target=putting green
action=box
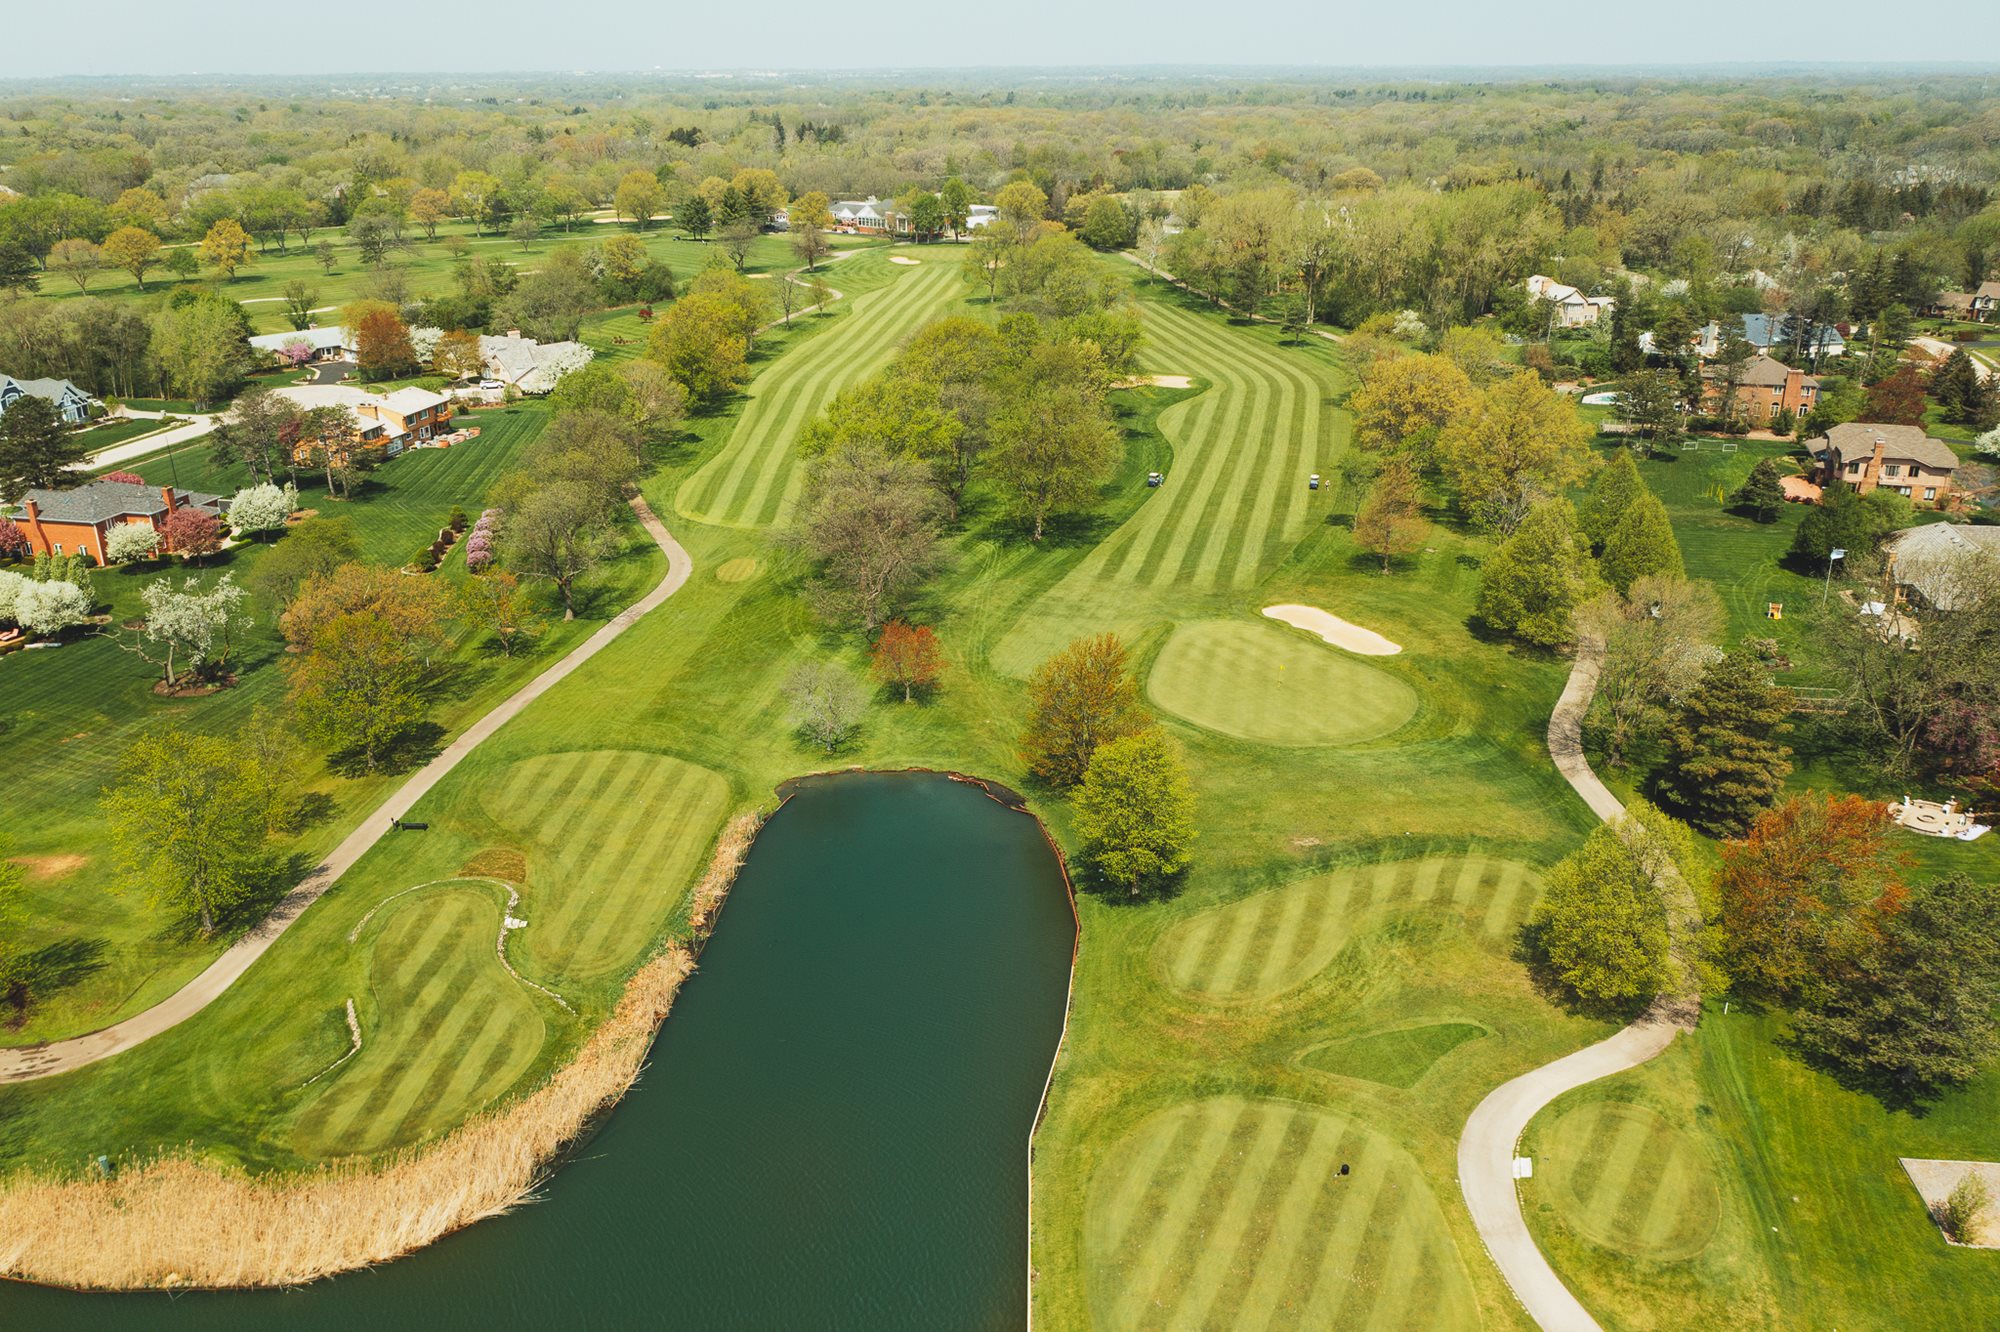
[1532,1100,1723,1262]
[1146,620,1418,747]
[291,883,545,1158]
[479,749,730,987]
[1158,855,1546,1001]
[1084,1096,1477,1329]
[714,557,761,583]
[1301,1021,1489,1089]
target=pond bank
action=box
[0,814,760,1292]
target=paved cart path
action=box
[0,496,691,1083]
[1456,637,1693,1331]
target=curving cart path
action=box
[1456,636,1695,1332]
[0,496,692,1083]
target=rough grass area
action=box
[675,249,962,528]
[1302,1022,1490,1090]
[1145,618,1420,746]
[1083,1095,1479,1329]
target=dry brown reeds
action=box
[0,812,763,1292]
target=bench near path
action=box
[0,495,692,1083]
[1455,636,1696,1332]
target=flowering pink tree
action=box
[103,470,147,485]
[279,338,316,369]
[162,508,223,562]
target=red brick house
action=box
[1700,353,1818,425]
[1807,423,1961,509]
[4,481,228,564]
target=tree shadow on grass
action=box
[6,938,110,1024]
[326,721,446,780]
[1077,863,1191,907]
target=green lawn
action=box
[71,416,178,454]
[0,403,660,1045]
[36,219,822,337]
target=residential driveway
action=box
[0,496,693,1083]
[88,413,222,472]
[1454,636,1691,1331]
[308,359,357,384]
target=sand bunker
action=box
[888,255,922,265]
[1113,374,1194,390]
[1263,604,1401,656]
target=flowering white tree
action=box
[15,580,92,637]
[123,573,252,685]
[0,570,28,626]
[409,325,443,365]
[105,523,163,564]
[1977,425,2000,458]
[228,482,297,539]
[539,342,595,390]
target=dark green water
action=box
[6,771,1076,1330]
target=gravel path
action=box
[1455,634,1694,1331]
[0,496,692,1082]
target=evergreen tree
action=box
[1732,457,1788,523]
[0,242,39,297]
[1599,491,1684,592]
[1579,447,1644,547]
[1793,874,2000,1106]
[0,396,87,494]
[1656,649,1793,837]
[1475,498,1598,647]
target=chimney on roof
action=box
[506,329,522,340]
[161,485,176,513]
[1868,437,1886,486]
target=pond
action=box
[6,770,1078,1330]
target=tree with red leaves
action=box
[871,620,943,702]
[102,470,146,485]
[354,306,416,380]
[161,506,223,562]
[0,516,27,561]
[1861,365,1929,427]
[1719,792,1908,1001]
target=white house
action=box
[830,198,889,233]
[1526,275,1615,329]
[963,204,1000,231]
[248,325,354,365]
[475,331,592,395]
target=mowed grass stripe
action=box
[1161,1102,1296,1327]
[1141,1103,1271,1318]
[1107,1100,1247,1327]
[1196,1107,1324,1324]
[677,263,958,528]
[1234,1114,1356,1324]
[1161,856,1548,1000]
[565,763,707,971]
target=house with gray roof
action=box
[1883,523,2000,610]
[247,326,353,364]
[0,375,95,425]
[1808,422,1962,509]
[4,481,227,564]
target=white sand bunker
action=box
[889,255,922,265]
[1263,604,1401,656]
[1113,373,1194,390]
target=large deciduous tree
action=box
[1475,497,1598,647]
[1348,353,1477,475]
[1579,575,1723,768]
[783,661,867,752]
[1021,633,1151,789]
[1440,372,1593,535]
[1720,792,1906,1002]
[99,226,161,288]
[287,612,430,771]
[101,727,267,936]
[871,620,944,701]
[1532,808,1674,1005]
[1073,728,1196,896]
[792,447,947,631]
[198,218,254,278]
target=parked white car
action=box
[478,379,504,391]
